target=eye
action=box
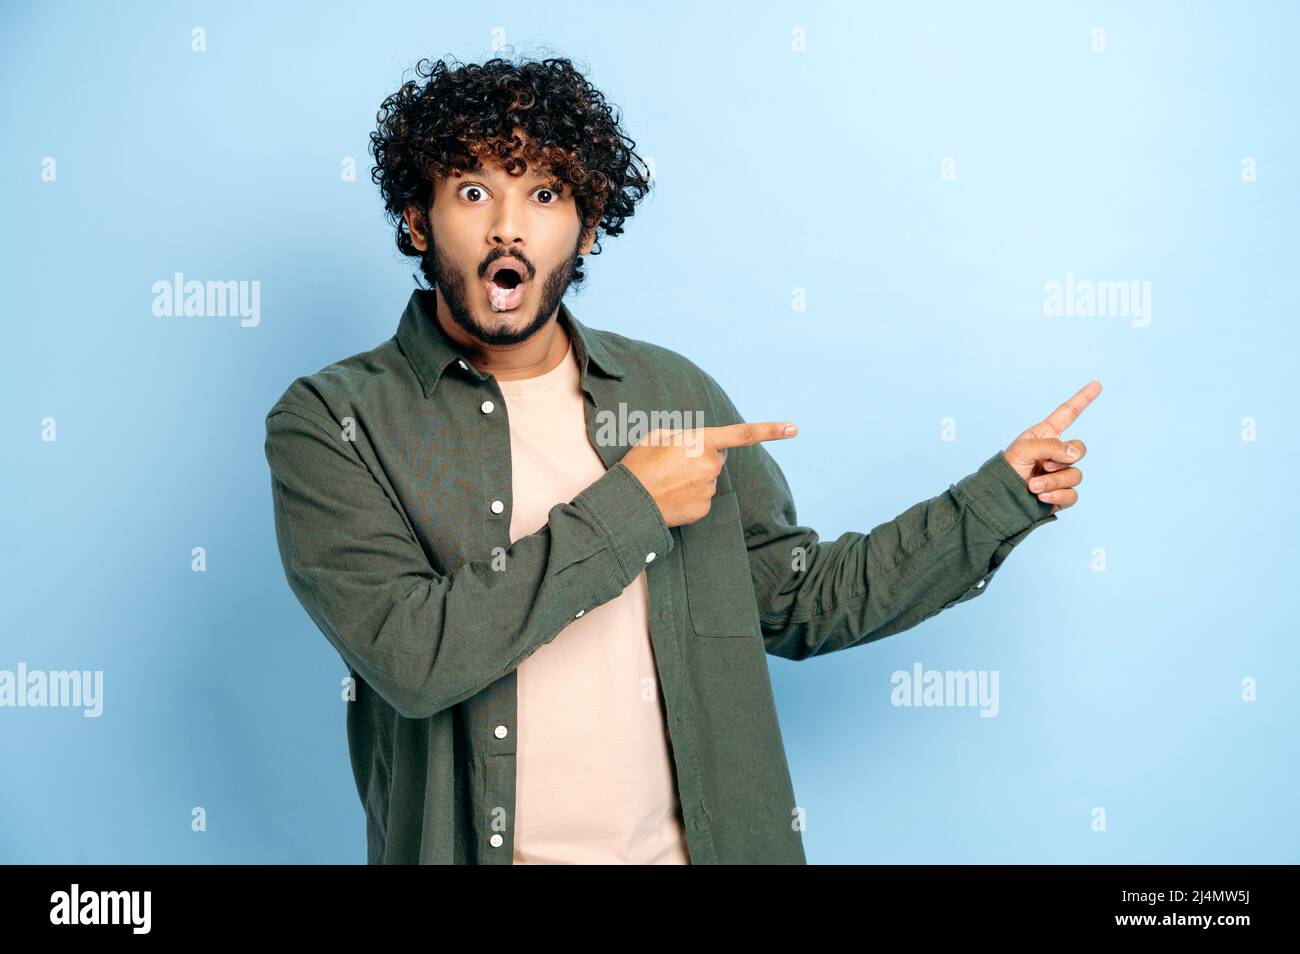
[533,186,562,205]
[457,183,489,203]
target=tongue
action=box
[490,283,519,310]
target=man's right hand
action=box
[620,422,798,528]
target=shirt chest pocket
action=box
[679,490,760,638]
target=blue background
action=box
[3,0,1296,863]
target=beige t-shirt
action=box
[499,342,690,865]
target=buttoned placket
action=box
[448,335,716,865]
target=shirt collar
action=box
[395,289,625,398]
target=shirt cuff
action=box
[950,450,1059,539]
[573,460,675,587]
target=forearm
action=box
[745,450,1056,660]
[267,405,671,719]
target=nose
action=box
[489,191,526,249]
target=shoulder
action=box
[265,336,412,427]
[584,324,743,425]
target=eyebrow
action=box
[453,166,551,182]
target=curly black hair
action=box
[369,53,653,289]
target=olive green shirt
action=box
[263,289,1057,864]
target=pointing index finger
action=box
[708,422,798,449]
[1041,380,1102,435]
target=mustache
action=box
[480,252,535,280]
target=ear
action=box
[403,204,430,252]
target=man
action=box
[264,54,1099,864]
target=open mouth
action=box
[484,259,529,312]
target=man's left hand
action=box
[1002,380,1102,515]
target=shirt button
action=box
[494,724,508,739]
[645,552,656,563]
[489,833,503,848]
[975,580,986,589]
[658,607,670,621]
[575,609,585,618]
[490,499,504,514]
[481,400,494,414]
[457,358,468,371]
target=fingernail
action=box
[783,425,797,435]
[1030,479,1043,491]
[1038,492,1052,501]
[1066,445,1078,457]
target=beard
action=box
[422,233,581,347]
